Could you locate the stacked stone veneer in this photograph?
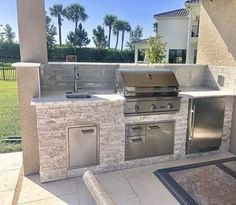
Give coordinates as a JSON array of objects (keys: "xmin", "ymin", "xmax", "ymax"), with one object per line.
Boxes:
[
  {"xmin": 221, "ymin": 97, "xmax": 234, "ymax": 151},
  {"xmin": 36, "ymin": 95, "xmax": 233, "ymax": 182},
  {"xmin": 206, "ymin": 65, "xmax": 236, "ymax": 92},
  {"xmin": 36, "ymin": 99, "xmax": 124, "ymax": 182}
]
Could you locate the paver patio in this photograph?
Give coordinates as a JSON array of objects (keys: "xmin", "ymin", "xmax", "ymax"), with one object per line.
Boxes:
[{"xmin": 17, "ymin": 152, "xmax": 235, "ymax": 205}]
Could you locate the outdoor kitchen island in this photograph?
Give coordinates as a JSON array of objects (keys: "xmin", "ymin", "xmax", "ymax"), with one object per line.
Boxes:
[{"xmin": 32, "ymin": 86, "xmax": 234, "ymax": 182}]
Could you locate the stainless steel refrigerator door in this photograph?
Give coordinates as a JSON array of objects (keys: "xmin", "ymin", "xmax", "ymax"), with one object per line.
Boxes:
[
  {"xmin": 146, "ymin": 122, "xmax": 174, "ymax": 157},
  {"xmin": 188, "ymin": 97, "xmax": 225, "ymax": 153},
  {"xmin": 68, "ymin": 126, "xmax": 98, "ymax": 168},
  {"xmin": 125, "ymin": 135, "xmax": 146, "ymax": 160}
]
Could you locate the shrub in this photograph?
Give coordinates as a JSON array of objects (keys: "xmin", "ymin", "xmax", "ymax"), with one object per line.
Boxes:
[
  {"xmin": 48, "ymin": 46, "xmax": 134, "ymax": 63},
  {"xmin": 146, "ymin": 35, "xmax": 166, "ymax": 63},
  {"xmin": 0, "ymin": 43, "xmax": 135, "ymax": 63},
  {"xmin": 0, "ymin": 42, "xmax": 20, "ymax": 61}
]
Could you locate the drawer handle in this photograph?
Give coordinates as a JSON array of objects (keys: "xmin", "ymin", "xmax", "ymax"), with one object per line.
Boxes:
[
  {"xmin": 130, "ymin": 138, "xmax": 142, "ymax": 143},
  {"xmin": 148, "ymin": 125, "xmax": 160, "ymax": 130},
  {"xmin": 159, "ymin": 106, "xmax": 166, "ymax": 108},
  {"xmin": 82, "ymin": 129, "xmax": 94, "ymax": 134},
  {"xmin": 131, "ymin": 127, "xmax": 143, "ymax": 131}
]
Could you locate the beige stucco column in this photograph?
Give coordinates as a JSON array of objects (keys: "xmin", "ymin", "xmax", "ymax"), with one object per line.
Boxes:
[
  {"xmin": 13, "ymin": 63, "xmax": 41, "ymax": 175},
  {"xmin": 17, "ymin": 0, "xmax": 48, "ymax": 63},
  {"xmin": 15, "ymin": 0, "xmax": 47, "ymax": 175}
]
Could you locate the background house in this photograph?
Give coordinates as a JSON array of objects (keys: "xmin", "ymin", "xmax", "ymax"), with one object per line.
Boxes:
[{"xmin": 133, "ymin": 0, "xmax": 200, "ymax": 64}]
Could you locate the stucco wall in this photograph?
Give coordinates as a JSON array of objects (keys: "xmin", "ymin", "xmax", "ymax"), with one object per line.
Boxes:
[
  {"xmin": 158, "ymin": 17, "xmax": 189, "ymax": 62},
  {"xmin": 197, "ymin": 0, "xmax": 236, "ymax": 66}
]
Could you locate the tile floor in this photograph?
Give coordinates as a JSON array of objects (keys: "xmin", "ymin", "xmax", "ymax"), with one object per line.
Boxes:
[
  {"xmin": 0, "ymin": 152, "xmax": 22, "ymax": 205},
  {"xmin": 17, "ymin": 152, "xmax": 235, "ymax": 205}
]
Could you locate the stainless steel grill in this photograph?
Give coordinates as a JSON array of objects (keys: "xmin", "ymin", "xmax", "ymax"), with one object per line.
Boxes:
[{"xmin": 116, "ymin": 69, "xmax": 181, "ymax": 115}]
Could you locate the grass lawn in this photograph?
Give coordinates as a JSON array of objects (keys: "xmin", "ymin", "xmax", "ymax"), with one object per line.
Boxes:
[{"xmin": 0, "ymin": 80, "xmax": 21, "ymax": 153}]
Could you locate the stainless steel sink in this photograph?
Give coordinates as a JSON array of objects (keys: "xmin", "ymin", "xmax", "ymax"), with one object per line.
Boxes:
[{"xmin": 65, "ymin": 91, "xmax": 91, "ymax": 99}]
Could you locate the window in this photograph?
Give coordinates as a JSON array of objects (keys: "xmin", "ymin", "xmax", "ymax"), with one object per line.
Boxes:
[
  {"xmin": 192, "ymin": 25, "xmax": 199, "ymax": 37},
  {"xmin": 168, "ymin": 49, "xmax": 186, "ymax": 64}
]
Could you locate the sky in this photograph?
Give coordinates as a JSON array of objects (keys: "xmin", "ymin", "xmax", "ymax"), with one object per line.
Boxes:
[{"xmin": 0, "ymin": 0, "xmax": 185, "ymax": 48}]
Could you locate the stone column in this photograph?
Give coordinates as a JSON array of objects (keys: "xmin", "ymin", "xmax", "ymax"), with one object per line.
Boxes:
[{"xmin": 17, "ymin": 0, "xmax": 48, "ymax": 63}]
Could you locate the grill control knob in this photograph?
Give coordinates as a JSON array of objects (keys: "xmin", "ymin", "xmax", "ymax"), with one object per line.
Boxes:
[
  {"xmin": 151, "ymin": 104, "xmax": 157, "ymax": 111},
  {"xmin": 167, "ymin": 103, "xmax": 174, "ymax": 109},
  {"xmin": 134, "ymin": 105, "xmax": 140, "ymax": 111}
]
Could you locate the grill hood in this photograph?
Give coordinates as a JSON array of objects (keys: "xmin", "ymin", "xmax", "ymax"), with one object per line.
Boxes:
[
  {"xmin": 116, "ymin": 69, "xmax": 179, "ymax": 88},
  {"xmin": 116, "ymin": 69, "xmax": 181, "ymax": 115}
]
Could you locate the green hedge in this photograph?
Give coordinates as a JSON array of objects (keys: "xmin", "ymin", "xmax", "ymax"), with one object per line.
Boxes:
[
  {"xmin": 0, "ymin": 43, "xmax": 136, "ymax": 63},
  {"xmin": 48, "ymin": 46, "xmax": 135, "ymax": 63},
  {"xmin": 0, "ymin": 43, "xmax": 20, "ymax": 61}
]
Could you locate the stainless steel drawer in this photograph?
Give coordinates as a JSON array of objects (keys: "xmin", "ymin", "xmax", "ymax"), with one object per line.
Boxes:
[
  {"xmin": 68, "ymin": 125, "xmax": 98, "ymax": 169},
  {"xmin": 125, "ymin": 135, "xmax": 145, "ymax": 160},
  {"xmin": 146, "ymin": 122, "xmax": 174, "ymax": 157},
  {"xmin": 126, "ymin": 125, "xmax": 145, "ymax": 136}
]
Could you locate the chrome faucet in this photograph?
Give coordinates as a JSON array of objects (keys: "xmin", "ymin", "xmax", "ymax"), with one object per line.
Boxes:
[{"xmin": 74, "ymin": 65, "xmax": 80, "ymax": 93}]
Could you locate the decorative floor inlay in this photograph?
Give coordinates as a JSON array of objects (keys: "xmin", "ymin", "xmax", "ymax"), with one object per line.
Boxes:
[
  {"xmin": 223, "ymin": 161, "xmax": 236, "ymax": 173},
  {"xmin": 154, "ymin": 157, "xmax": 236, "ymax": 205}
]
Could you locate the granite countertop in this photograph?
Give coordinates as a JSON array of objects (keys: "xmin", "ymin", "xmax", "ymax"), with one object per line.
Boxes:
[
  {"xmin": 32, "ymin": 87, "xmax": 236, "ymax": 106},
  {"xmin": 31, "ymin": 90, "xmax": 125, "ymax": 106},
  {"xmin": 179, "ymin": 86, "xmax": 236, "ymax": 98}
]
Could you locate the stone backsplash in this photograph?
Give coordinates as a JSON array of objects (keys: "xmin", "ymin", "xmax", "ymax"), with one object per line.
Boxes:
[
  {"xmin": 40, "ymin": 63, "xmax": 236, "ymax": 96},
  {"xmin": 40, "ymin": 63, "xmax": 209, "ymax": 96},
  {"xmin": 40, "ymin": 63, "xmax": 118, "ymax": 94}
]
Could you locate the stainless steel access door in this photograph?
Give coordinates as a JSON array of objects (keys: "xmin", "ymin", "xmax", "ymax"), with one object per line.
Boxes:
[
  {"xmin": 125, "ymin": 135, "xmax": 145, "ymax": 160},
  {"xmin": 187, "ymin": 97, "xmax": 225, "ymax": 154},
  {"xmin": 146, "ymin": 122, "xmax": 174, "ymax": 157},
  {"xmin": 68, "ymin": 125, "xmax": 98, "ymax": 169}
]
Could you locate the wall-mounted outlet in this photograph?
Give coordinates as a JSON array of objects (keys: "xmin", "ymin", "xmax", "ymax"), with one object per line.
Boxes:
[{"xmin": 217, "ymin": 75, "xmax": 224, "ymax": 86}]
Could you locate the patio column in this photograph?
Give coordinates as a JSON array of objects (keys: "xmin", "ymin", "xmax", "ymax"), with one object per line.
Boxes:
[
  {"xmin": 186, "ymin": 9, "xmax": 193, "ymax": 64},
  {"xmin": 13, "ymin": 63, "xmax": 41, "ymax": 176},
  {"xmin": 135, "ymin": 47, "xmax": 138, "ymax": 63},
  {"xmin": 17, "ymin": 0, "xmax": 48, "ymax": 63},
  {"xmin": 15, "ymin": 0, "xmax": 47, "ymax": 175}
]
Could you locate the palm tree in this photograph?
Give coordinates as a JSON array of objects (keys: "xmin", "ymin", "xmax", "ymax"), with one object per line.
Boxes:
[
  {"xmin": 120, "ymin": 21, "xmax": 131, "ymax": 51},
  {"xmin": 64, "ymin": 3, "xmax": 88, "ymax": 32},
  {"xmin": 49, "ymin": 4, "xmax": 65, "ymax": 46},
  {"xmin": 103, "ymin": 15, "xmax": 117, "ymax": 49},
  {"xmin": 113, "ymin": 19, "xmax": 123, "ymax": 50}
]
